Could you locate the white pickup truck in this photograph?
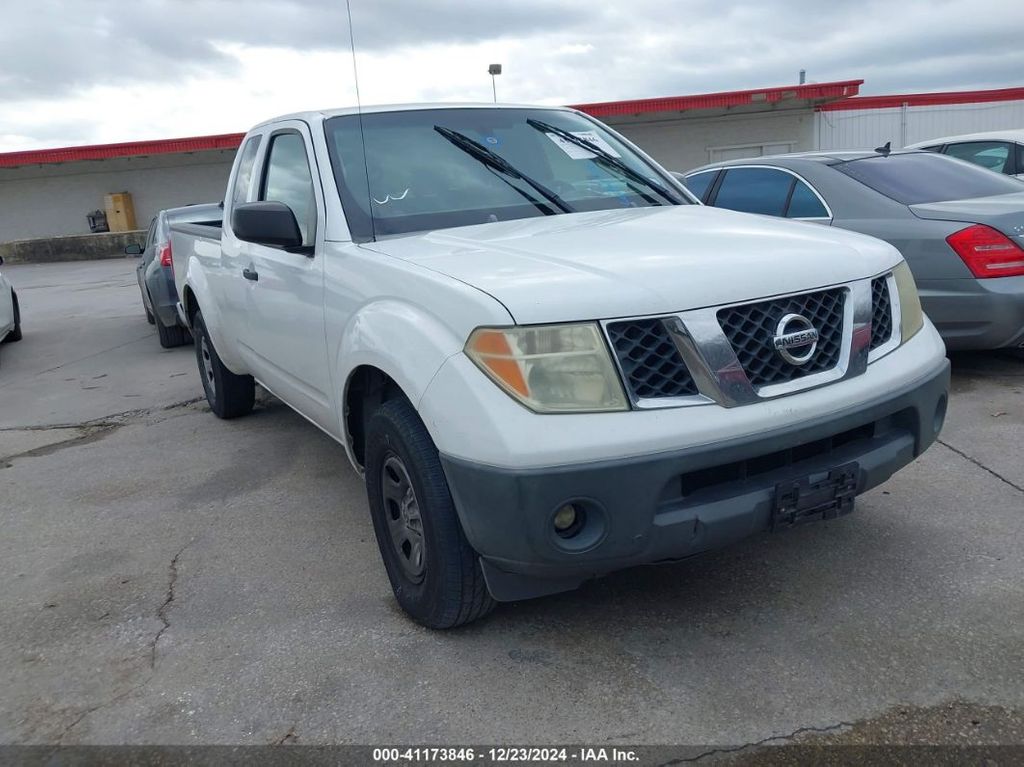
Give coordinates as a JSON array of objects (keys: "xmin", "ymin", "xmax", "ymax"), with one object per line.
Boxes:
[{"xmin": 172, "ymin": 104, "xmax": 950, "ymax": 628}]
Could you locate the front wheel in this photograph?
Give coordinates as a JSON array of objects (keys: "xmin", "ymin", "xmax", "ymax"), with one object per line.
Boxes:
[
  {"xmin": 365, "ymin": 398, "xmax": 495, "ymax": 629},
  {"xmin": 191, "ymin": 309, "xmax": 254, "ymax": 419}
]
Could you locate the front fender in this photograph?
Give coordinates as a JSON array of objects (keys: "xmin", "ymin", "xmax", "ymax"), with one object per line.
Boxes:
[
  {"xmin": 335, "ymin": 300, "xmax": 471, "ymax": 458},
  {"xmin": 337, "ymin": 299, "xmax": 467, "ymax": 406}
]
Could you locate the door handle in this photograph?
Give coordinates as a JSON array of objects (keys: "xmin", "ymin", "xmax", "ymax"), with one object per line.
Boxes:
[{"xmin": 242, "ymin": 267, "xmax": 259, "ymax": 282}]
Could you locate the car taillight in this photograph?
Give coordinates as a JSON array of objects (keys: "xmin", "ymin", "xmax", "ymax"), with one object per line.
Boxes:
[
  {"xmin": 159, "ymin": 242, "xmax": 173, "ymax": 270},
  {"xmin": 946, "ymin": 224, "xmax": 1024, "ymax": 278}
]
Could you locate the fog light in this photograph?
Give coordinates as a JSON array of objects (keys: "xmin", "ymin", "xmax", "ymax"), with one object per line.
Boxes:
[{"xmin": 553, "ymin": 504, "xmax": 578, "ymax": 533}]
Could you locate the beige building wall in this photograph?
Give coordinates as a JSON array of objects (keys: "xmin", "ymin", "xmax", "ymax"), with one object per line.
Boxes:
[
  {"xmin": 0, "ymin": 150, "xmax": 236, "ymax": 242},
  {"xmin": 607, "ymin": 108, "xmax": 818, "ymax": 173}
]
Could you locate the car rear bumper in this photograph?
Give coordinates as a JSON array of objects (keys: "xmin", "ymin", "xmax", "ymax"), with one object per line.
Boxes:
[
  {"xmin": 919, "ymin": 275, "xmax": 1024, "ymax": 350},
  {"xmin": 145, "ymin": 265, "xmax": 183, "ymax": 328},
  {"xmin": 440, "ymin": 358, "xmax": 950, "ymax": 601}
]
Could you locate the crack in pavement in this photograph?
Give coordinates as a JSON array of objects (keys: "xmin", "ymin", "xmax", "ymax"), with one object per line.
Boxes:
[
  {"xmin": 34, "ymin": 539, "xmax": 195, "ymax": 746},
  {"xmin": 0, "ymin": 423, "xmax": 121, "ymax": 467},
  {"xmin": 663, "ymin": 721, "xmax": 854, "ymax": 764},
  {"xmin": 0, "ymin": 332, "xmax": 155, "ymax": 388},
  {"xmin": 937, "ymin": 439, "xmax": 1024, "ymax": 494},
  {"xmin": 150, "ymin": 543, "xmax": 190, "ymax": 669},
  {"xmin": 0, "ymin": 397, "xmax": 207, "ymax": 467},
  {"xmin": 53, "ymin": 682, "xmax": 150, "ymax": 748},
  {"xmin": 270, "ymin": 725, "xmax": 299, "ymax": 745}
]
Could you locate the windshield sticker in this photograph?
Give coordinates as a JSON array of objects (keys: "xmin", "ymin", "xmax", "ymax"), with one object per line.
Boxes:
[{"xmin": 546, "ymin": 130, "xmax": 622, "ymax": 160}]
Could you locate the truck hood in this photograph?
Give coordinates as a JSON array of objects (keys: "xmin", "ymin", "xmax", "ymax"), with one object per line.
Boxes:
[
  {"xmin": 367, "ymin": 206, "xmax": 902, "ymax": 324},
  {"xmin": 909, "ymin": 192, "xmax": 1024, "ymax": 243}
]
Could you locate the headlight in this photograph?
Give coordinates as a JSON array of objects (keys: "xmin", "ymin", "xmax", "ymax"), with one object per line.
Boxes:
[
  {"xmin": 893, "ymin": 260, "xmax": 923, "ymax": 342},
  {"xmin": 465, "ymin": 323, "xmax": 628, "ymax": 413}
]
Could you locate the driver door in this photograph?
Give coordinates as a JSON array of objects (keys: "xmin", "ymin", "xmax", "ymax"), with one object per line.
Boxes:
[{"xmin": 239, "ymin": 123, "xmax": 332, "ymax": 427}]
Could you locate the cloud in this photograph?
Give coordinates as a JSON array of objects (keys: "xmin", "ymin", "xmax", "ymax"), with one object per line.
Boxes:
[{"xmin": 0, "ymin": 0, "xmax": 1020, "ymax": 149}]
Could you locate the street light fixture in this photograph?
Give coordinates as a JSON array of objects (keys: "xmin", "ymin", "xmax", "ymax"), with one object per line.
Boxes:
[{"xmin": 488, "ymin": 64, "xmax": 502, "ymax": 103}]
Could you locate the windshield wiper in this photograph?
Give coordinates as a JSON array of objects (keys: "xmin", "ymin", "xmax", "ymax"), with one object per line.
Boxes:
[
  {"xmin": 526, "ymin": 118, "xmax": 683, "ymax": 206},
  {"xmin": 434, "ymin": 126, "xmax": 573, "ymax": 215}
]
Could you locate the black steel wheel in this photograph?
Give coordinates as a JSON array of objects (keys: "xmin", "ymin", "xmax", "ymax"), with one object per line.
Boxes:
[
  {"xmin": 192, "ymin": 309, "xmax": 254, "ymax": 419},
  {"xmin": 365, "ymin": 397, "xmax": 495, "ymax": 629}
]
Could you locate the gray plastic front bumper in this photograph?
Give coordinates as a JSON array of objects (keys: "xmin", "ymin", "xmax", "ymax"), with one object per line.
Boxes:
[{"xmin": 440, "ymin": 359, "xmax": 950, "ymax": 601}]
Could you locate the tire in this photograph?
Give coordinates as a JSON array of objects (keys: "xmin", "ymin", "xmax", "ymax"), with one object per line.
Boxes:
[
  {"xmin": 365, "ymin": 397, "xmax": 495, "ymax": 629},
  {"xmin": 192, "ymin": 309, "xmax": 254, "ymax": 419},
  {"xmin": 156, "ymin": 315, "xmax": 191, "ymax": 349},
  {"xmin": 145, "ymin": 305, "xmax": 156, "ymax": 325},
  {"xmin": 4, "ymin": 292, "xmax": 21, "ymax": 343}
]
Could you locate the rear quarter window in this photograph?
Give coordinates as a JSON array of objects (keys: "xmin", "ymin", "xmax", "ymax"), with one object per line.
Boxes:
[{"xmin": 786, "ymin": 181, "xmax": 829, "ymax": 218}]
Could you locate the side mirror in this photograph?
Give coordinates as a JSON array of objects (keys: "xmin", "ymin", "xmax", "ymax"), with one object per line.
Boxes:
[
  {"xmin": 124, "ymin": 243, "xmax": 143, "ymax": 256},
  {"xmin": 232, "ymin": 202, "xmax": 303, "ymax": 250}
]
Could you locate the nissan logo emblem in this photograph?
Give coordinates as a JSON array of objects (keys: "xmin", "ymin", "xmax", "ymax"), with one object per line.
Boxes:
[{"xmin": 773, "ymin": 313, "xmax": 819, "ymax": 366}]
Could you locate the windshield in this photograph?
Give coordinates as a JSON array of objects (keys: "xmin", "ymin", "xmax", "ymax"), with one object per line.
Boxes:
[
  {"xmin": 324, "ymin": 108, "xmax": 688, "ymax": 240},
  {"xmin": 833, "ymin": 152, "xmax": 1024, "ymax": 205}
]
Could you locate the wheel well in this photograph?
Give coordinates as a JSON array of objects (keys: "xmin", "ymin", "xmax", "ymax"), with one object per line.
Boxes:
[
  {"xmin": 345, "ymin": 366, "xmax": 405, "ymax": 468},
  {"xmin": 183, "ymin": 286, "xmax": 199, "ymax": 326}
]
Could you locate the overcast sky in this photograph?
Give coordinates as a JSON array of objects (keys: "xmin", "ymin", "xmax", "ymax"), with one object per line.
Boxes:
[{"xmin": 1, "ymin": 0, "xmax": 1021, "ymax": 151}]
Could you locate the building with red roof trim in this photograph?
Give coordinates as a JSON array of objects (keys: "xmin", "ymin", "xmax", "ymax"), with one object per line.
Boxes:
[{"xmin": 1, "ymin": 80, "xmax": 1022, "ymax": 241}]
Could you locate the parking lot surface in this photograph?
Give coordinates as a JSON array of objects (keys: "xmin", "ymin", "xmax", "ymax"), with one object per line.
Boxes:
[{"xmin": 1, "ymin": 259, "xmax": 1022, "ymax": 750}]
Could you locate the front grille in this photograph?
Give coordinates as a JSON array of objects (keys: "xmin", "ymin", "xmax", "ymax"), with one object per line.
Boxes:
[
  {"xmin": 717, "ymin": 288, "xmax": 846, "ymax": 387},
  {"xmin": 870, "ymin": 276, "xmax": 893, "ymax": 350},
  {"xmin": 607, "ymin": 318, "xmax": 698, "ymax": 400}
]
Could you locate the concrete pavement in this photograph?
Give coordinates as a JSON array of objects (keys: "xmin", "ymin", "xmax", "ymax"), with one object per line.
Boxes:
[{"xmin": 1, "ymin": 259, "xmax": 1022, "ymax": 753}]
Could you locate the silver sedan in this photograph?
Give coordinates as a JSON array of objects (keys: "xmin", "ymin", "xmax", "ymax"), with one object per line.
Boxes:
[{"xmin": 678, "ymin": 150, "xmax": 1024, "ymax": 351}]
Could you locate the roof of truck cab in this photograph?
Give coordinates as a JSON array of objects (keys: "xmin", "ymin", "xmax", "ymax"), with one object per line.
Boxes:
[{"xmin": 252, "ymin": 102, "xmax": 575, "ymax": 128}]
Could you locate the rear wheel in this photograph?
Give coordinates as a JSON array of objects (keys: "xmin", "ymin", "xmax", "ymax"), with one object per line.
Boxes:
[
  {"xmin": 156, "ymin": 315, "xmax": 190, "ymax": 348},
  {"xmin": 365, "ymin": 397, "xmax": 495, "ymax": 629},
  {"xmin": 192, "ymin": 309, "xmax": 254, "ymax": 419},
  {"xmin": 4, "ymin": 292, "xmax": 21, "ymax": 343}
]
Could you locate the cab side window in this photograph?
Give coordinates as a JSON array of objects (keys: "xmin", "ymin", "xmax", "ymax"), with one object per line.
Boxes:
[
  {"xmin": 260, "ymin": 133, "xmax": 317, "ymax": 247},
  {"xmin": 230, "ymin": 135, "xmax": 263, "ymax": 207}
]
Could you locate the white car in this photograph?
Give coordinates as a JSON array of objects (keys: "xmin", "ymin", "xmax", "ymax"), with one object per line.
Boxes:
[
  {"xmin": 171, "ymin": 104, "xmax": 950, "ymax": 628},
  {"xmin": 0, "ymin": 257, "xmax": 23, "ymax": 346},
  {"xmin": 906, "ymin": 130, "xmax": 1024, "ymax": 178}
]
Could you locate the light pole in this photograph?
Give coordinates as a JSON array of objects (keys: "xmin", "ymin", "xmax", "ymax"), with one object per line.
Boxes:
[{"xmin": 488, "ymin": 64, "xmax": 502, "ymax": 103}]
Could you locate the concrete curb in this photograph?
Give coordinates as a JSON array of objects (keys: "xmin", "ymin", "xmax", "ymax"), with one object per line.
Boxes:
[{"xmin": 0, "ymin": 230, "xmax": 146, "ymax": 264}]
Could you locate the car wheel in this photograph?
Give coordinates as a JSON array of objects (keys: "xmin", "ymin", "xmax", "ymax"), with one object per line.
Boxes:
[
  {"xmin": 4, "ymin": 292, "xmax": 22, "ymax": 343},
  {"xmin": 145, "ymin": 306, "xmax": 156, "ymax": 325},
  {"xmin": 192, "ymin": 309, "xmax": 254, "ymax": 419},
  {"xmin": 364, "ymin": 397, "xmax": 495, "ymax": 629},
  {"xmin": 156, "ymin": 315, "xmax": 191, "ymax": 349}
]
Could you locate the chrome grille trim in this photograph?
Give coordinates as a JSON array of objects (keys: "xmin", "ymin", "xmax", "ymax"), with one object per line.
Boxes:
[{"xmin": 601, "ymin": 276, "xmax": 884, "ymax": 410}]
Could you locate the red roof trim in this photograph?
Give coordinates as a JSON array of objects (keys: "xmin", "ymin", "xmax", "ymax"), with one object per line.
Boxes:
[
  {"xmin": 571, "ymin": 79, "xmax": 864, "ymax": 118},
  {"xmin": 818, "ymin": 86, "xmax": 1024, "ymax": 112},
  {"xmin": 0, "ymin": 132, "xmax": 245, "ymax": 168}
]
